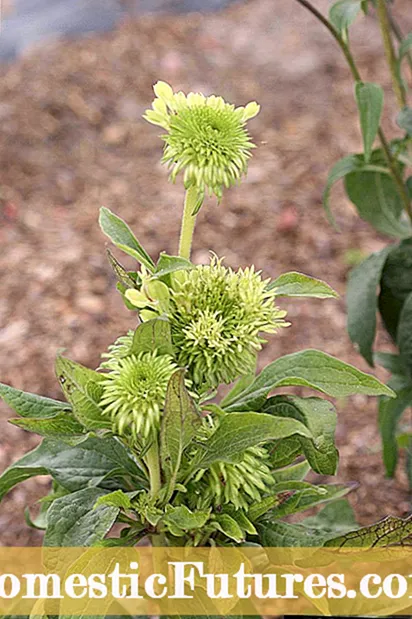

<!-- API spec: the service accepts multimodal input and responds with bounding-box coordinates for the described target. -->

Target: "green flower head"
[187,417,273,511]
[144,81,260,201]
[100,351,176,440]
[169,257,288,390]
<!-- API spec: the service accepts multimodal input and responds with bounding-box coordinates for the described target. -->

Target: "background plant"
[291,0,412,488]
[0,80,405,616]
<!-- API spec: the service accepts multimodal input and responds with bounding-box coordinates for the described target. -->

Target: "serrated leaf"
[0,436,142,500]
[263,395,338,475]
[131,318,174,357]
[44,487,119,547]
[0,382,71,418]
[154,253,194,279]
[325,514,412,548]
[379,382,412,477]
[160,370,201,491]
[397,292,412,370]
[224,349,394,412]
[214,514,244,543]
[355,82,384,163]
[55,356,111,430]
[347,246,392,366]
[198,412,312,468]
[9,413,85,437]
[344,169,411,238]
[267,272,338,298]
[99,207,155,272]
[329,0,361,32]
[397,107,412,136]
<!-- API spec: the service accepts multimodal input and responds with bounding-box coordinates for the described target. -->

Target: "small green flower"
[100,351,176,439]
[169,257,288,389]
[144,81,259,201]
[187,417,273,511]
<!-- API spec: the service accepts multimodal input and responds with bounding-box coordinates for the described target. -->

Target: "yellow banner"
[2,547,412,615]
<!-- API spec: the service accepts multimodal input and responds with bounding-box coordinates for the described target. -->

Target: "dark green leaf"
[322,155,365,225]
[397,107,412,136]
[325,514,412,548]
[257,520,329,547]
[0,383,71,418]
[264,395,338,475]
[44,487,119,547]
[9,413,85,437]
[344,170,411,238]
[347,246,392,366]
[267,271,338,298]
[355,82,384,163]
[99,207,155,272]
[268,436,304,469]
[106,249,138,289]
[374,351,410,377]
[55,356,111,430]
[0,436,142,500]
[220,371,256,409]
[160,370,201,489]
[303,499,358,535]
[224,349,394,412]
[131,318,174,357]
[379,239,412,341]
[198,412,312,468]
[329,0,361,32]
[379,381,412,477]
[397,292,412,370]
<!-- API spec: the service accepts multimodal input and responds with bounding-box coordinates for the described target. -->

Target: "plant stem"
[386,6,412,73]
[178,185,199,260]
[144,437,161,496]
[292,0,412,222]
[376,0,407,108]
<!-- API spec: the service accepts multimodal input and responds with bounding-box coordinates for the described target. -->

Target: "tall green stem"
[144,437,161,496]
[292,0,412,222]
[178,185,199,260]
[376,0,407,109]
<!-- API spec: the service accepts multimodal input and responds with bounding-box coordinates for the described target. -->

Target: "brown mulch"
[0,0,411,545]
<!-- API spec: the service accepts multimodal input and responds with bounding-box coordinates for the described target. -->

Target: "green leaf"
[344,169,411,238]
[0,382,71,418]
[224,349,394,412]
[379,239,412,341]
[94,489,139,510]
[325,514,412,548]
[9,413,85,437]
[374,352,410,377]
[263,395,338,475]
[198,412,312,468]
[257,520,329,547]
[397,292,412,370]
[272,459,310,483]
[220,371,256,409]
[379,381,412,477]
[44,487,119,547]
[214,514,244,543]
[329,0,361,32]
[267,272,338,298]
[322,155,365,225]
[99,207,155,272]
[251,483,352,521]
[163,505,210,532]
[0,436,142,500]
[160,370,201,489]
[131,318,174,357]
[398,33,412,72]
[154,253,193,279]
[303,499,358,535]
[397,107,412,136]
[354,82,384,163]
[55,356,111,430]
[106,249,138,289]
[347,246,392,366]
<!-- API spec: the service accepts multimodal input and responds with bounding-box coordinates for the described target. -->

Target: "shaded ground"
[1,0,411,545]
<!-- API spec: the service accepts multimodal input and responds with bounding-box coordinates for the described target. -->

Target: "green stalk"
[292,0,412,222]
[178,185,199,260]
[144,437,161,496]
[376,0,407,109]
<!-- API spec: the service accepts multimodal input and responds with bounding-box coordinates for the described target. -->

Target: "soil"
[1,0,411,545]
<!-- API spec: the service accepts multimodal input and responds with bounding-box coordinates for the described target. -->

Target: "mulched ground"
[1,0,411,545]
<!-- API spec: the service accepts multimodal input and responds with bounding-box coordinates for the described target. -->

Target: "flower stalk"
[376,0,407,109]
[178,185,200,260]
